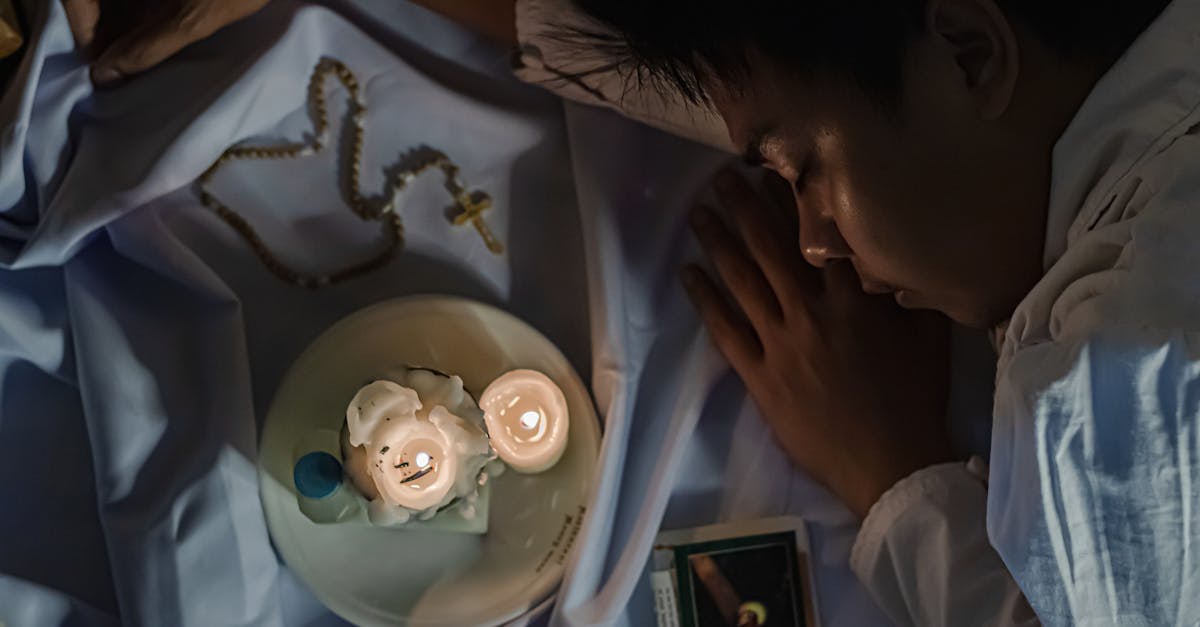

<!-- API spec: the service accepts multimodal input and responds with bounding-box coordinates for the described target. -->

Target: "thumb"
[61,0,100,52]
[90,0,267,84]
[90,14,197,84]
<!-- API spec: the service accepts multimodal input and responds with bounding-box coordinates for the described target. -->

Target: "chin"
[941,303,1007,330]
[902,292,994,329]
[904,283,1019,330]
[947,312,991,329]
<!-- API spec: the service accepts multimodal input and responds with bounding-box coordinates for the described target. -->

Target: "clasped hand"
[684,170,953,518]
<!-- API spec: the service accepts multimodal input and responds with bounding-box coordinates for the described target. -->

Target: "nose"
[797,196,851,268]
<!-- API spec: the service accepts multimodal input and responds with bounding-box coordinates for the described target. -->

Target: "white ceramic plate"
[259,296,601,626]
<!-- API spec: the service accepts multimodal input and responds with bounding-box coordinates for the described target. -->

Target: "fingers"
[62,0,100,51]
[681,265,762,371]
[91,0,269,85]
[715,169,816,304]
[690,204,783,332]
[91,4,198,84]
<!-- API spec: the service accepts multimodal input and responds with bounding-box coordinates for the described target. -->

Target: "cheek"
[849,179,985,308]
[839,198,928,281]
[824,149,938,276]
[805,101,973,288]
[812,124,911,250]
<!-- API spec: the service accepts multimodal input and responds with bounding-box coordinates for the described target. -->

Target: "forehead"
[707,75,779,151]
[706,67,821,159]
[709,64,894,156]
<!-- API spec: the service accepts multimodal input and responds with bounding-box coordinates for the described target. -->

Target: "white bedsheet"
[0,1,966,625]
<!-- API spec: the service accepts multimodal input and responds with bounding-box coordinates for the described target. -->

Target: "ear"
[925,0,1020,120]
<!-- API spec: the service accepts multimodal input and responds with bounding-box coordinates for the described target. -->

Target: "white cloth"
[852,0,1200,625]
[0,1,587,625]
[0,2,897,627]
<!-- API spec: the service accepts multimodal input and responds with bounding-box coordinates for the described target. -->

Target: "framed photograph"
[653,517,819,627]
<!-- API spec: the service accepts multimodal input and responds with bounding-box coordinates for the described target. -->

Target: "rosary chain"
[194,58,502,290]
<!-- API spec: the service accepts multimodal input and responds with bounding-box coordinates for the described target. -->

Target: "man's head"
[572,0,1168,328]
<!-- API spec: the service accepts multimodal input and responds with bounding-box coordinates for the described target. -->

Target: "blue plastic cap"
[293,452,343,499]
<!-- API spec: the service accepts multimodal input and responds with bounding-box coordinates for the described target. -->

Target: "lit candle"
[344,378,491,522]
[365,411,458,512]
[480,370,570,474]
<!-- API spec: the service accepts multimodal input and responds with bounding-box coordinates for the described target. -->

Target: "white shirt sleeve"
[988,323,1200,626]
[850,460,1040,627]
[510,0,734,152]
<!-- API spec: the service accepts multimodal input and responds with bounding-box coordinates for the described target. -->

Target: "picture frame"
[653,517,820,627]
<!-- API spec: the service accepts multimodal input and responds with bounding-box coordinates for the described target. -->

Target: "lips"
[862,279,919,308]
[894,290,918,308]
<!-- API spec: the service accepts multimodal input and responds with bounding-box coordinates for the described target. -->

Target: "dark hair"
[565,0,1171,108]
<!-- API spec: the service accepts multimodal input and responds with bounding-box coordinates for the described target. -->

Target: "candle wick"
[400,466,434,484]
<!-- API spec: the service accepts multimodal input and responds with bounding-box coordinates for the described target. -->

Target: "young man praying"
[68,0,1200,624]
[452,2,1200,624]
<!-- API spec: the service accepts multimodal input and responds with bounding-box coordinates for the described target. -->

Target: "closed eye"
[394,462,409,469]
[786,158,813,189]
